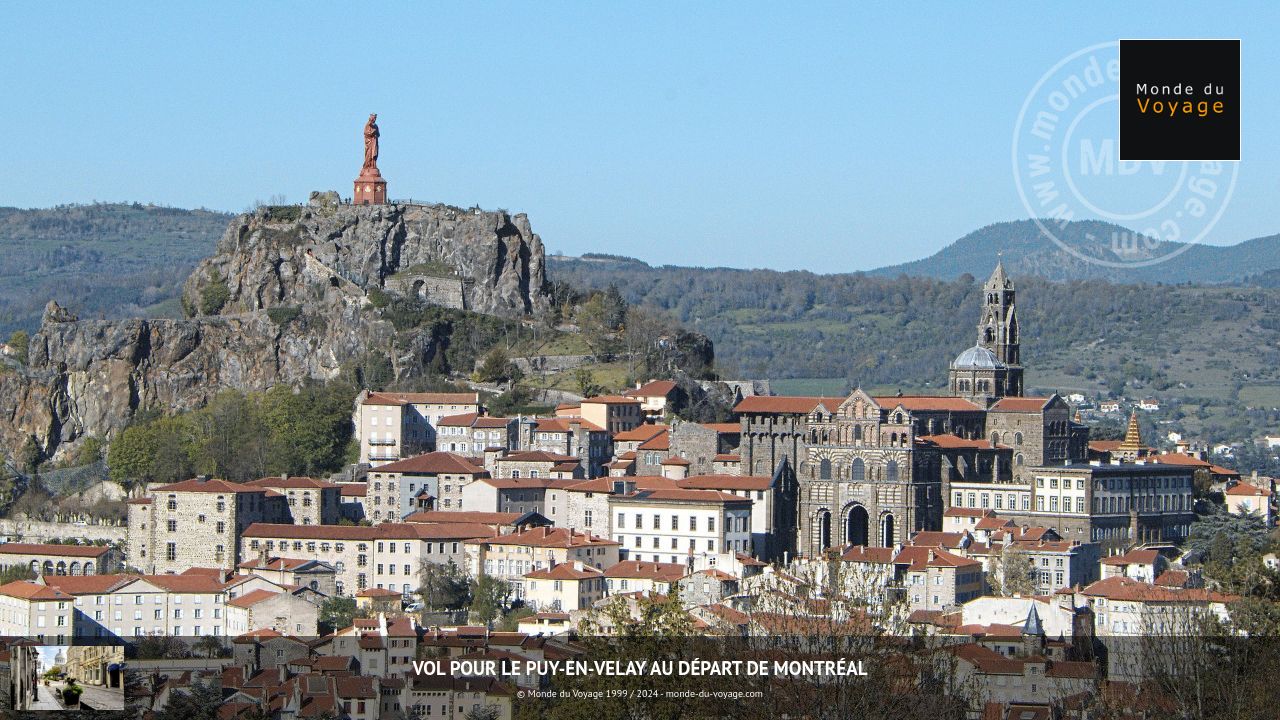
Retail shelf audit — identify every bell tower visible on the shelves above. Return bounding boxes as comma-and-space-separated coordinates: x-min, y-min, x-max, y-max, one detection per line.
977, 263, 1023, 396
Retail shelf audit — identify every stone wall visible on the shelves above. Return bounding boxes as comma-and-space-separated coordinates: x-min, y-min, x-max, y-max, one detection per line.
386, 273, 468, 311
0, 518, 126, 545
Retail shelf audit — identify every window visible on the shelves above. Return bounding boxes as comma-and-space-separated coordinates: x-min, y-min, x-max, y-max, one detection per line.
166, 543, 177, 561
167, 520, 177, 532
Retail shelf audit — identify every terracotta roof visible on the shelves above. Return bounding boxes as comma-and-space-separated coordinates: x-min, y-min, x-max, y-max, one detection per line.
1082, 575, 1236, 603
678, 474, 772, 491
246, 476, 337, 490
691, 568, 737, 581
944, 507, 993, 518
126, 497, 152, 505
153, 478, 270, 493
1150, 452, 1239, 476
1225, 483, 1271, 496
624, 380, 678, 397
237, 557, 318, 572
874, 395, 982, 412
713, 454, 741, 462
1101, 549, 1160, 566
840, 545, 896, 563
896, 545, 981, 570
500, 450, 578, 463
535, 417, 605, 433
338, 482, 367, 497
362, 391, 479, 407
0, 542, 110, 558
612, 424, 669, 442
660, 456, 691, 466
525, 562, 604, 580
989, 397, 1053, 412
1090, 440, 1125, 452
604, 560, 687, 582
734, 396, 838, 414
374, 452, 490, 476
228, 589, 282, 608
1154, 569, 1191, 587
612, 488, 753, 505
403, 510, 524, 525
916, 434, 1003, 450
469, 526, 619, 548
581, 395, 641, 405
39, 574, 137, 595
0, 580, 71, 600
637, 432, 670, 451
564, 476, 677, 493
356, 588, 400, 598
702, 423, 742, 434
334, 675, 377, 699
437, 412, 481, 427
140, 574, 230, 593
908, 531, 971, 548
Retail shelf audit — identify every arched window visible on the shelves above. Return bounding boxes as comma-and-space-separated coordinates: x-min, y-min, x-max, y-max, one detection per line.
853, 425, 863, 441
1015, 432, 1023, 445
819, 459, 832, 480
851, 458, 865, 482
42, 561, 53, 576
894, 413, 903, 424
886, 460, 899, 483
69, 562, 81, 576
1015, 453, 1024, 466
84, 561, 96, 575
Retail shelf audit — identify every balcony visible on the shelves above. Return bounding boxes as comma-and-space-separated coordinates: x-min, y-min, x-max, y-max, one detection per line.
367, 438, 398, 446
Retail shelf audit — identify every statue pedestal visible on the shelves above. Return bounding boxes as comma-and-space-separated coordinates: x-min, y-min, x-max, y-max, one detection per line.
354, 169, 387, 205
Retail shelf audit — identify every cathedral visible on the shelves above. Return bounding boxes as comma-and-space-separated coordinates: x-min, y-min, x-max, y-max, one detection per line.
736, 265, 1090, 558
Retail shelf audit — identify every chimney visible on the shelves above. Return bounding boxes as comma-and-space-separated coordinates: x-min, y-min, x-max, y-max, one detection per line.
281, 473, 289, 481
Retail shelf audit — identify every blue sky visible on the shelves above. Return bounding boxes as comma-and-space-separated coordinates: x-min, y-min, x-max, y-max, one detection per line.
1, 3, 1275, 271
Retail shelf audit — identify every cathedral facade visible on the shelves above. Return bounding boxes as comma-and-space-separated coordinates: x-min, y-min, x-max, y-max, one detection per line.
736, 265, 1090, 558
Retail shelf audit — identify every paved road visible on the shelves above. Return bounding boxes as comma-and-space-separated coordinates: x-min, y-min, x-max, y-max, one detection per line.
76, 682, 126, 710
26, 681, 66, 710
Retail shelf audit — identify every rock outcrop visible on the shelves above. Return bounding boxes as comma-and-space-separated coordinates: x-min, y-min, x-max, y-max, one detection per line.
0, 203, 551, 460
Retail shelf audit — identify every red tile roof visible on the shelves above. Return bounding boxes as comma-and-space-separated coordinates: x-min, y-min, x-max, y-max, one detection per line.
153, 478, 270, 493
374, 452, 490, 476
916, 434, 1003, 450
660, 456, 691, 466
612, 488, 753, 505
582, 395, 641, 405
469, 526, 619, 548
228, 589, 283, 608
989, 397, 1053, 412
0, 542, 110, 558
604, 560, 687, 582
362, 392, 479, 407
564, 476, 677, 493
1225, 483, 1271, 496
734, 396, 840, 414
535, 417, 605, 433
613, 424, 669, 442
355, 587, 400, 598
874, 395, 982, 412
637, 432, 671, 451
525, 562, 604, 580
403, 511, 524, 525
1082, 575, 1236, 603
39, 574, 137, 595
1101, 549, 1160, 566
624, 380, 678, 398
501, 451, 579, 463
246, 476, 337, 490
677, 474, 772, 491
0, 580, 71, 600
701, 423, 742, 434
338, 482, 367, 497
840, 545, 897, 563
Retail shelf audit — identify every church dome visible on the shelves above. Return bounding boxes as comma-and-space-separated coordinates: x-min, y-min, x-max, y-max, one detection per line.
952, 345, 1005, 369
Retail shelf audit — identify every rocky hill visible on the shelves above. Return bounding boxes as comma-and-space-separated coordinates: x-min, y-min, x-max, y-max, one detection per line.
1, 201, 551, 461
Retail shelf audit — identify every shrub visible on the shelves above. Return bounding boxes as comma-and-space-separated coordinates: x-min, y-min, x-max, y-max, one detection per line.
267, 306, 302, 326
199, 271, 231, 315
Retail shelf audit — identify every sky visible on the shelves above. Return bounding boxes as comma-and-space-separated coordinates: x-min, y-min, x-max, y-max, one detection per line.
1, 2, 1276, 272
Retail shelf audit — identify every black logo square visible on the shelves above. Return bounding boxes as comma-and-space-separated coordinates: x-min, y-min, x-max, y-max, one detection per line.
1120, 39, 1239, 161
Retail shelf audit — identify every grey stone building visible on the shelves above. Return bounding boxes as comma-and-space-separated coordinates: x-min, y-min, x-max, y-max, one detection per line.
737, 266, 1092, 558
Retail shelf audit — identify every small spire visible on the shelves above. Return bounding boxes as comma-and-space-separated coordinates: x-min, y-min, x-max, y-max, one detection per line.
1117, 410, 1143, 453
1023, 604, 1044, 637
987, 261, 1009, 289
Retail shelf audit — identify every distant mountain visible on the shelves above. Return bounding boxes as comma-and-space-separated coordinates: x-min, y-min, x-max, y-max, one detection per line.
0, 203, 231, 335
867, 219, 1280, 284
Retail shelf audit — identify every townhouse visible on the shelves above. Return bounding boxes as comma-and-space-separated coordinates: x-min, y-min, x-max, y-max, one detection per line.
368, 452, 490, 520
529, 417, 611, 477
0, 580, 73, 643
435, 413, 519, 454
244, 475, 342, 525
523, 561, 606, 612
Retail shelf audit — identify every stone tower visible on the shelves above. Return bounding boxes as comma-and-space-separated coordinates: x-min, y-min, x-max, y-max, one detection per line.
949, 263, 1025, 404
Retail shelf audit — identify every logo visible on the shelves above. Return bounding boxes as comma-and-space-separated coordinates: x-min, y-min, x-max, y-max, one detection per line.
1012, 42, 1237, 268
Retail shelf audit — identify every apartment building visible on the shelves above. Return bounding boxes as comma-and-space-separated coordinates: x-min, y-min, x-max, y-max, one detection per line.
355, 391, 482, 467
488, 451, 583, 482
609, 489, 753, 565
523, 562, 606, 612
368, 452, 489, 520
0, 581, 73, 643
529, 417, 611, 477
622, 380, 679, 421
126, 478, 289, 575
245, 475, 342, 525
241, 522, 496, 596
578, 396, 644, 435
896, 546, 985, 613
463, 527, 620, 600
436, 413, 519, 454
42, 572, 237, 639
236, 557, 339, 596
550, 476, 676, 536
677, 474, 781, 559
602, 559, 686, 596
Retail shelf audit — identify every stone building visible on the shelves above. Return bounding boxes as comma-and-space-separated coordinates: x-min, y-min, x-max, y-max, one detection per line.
245, 475, 342, 525
126, 478, 289, 575
63, 644, 124, 688
367, 452, 491, 520
355, 391, 482, 466
737, 266, 1091, 558
668, 421, 742, 476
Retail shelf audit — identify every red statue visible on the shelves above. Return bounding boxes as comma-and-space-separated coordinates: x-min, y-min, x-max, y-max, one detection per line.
362, 114, 380, 171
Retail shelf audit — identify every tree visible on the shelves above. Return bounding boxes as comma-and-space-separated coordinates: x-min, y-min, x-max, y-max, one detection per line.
469, 575, 512, 627
999, 545, 1036, 597
6, 329, 28, 363
573, 367, 603, 397
16, 435, 41, 474
193, 635, 224, 659
155, 678, 224, 720
418, 560, 470, 611
75, 436, 105, 467
320, 596, 358, 632
475, 346, 515, 384
464, 706, 502, 720
199, 270, 231, 315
